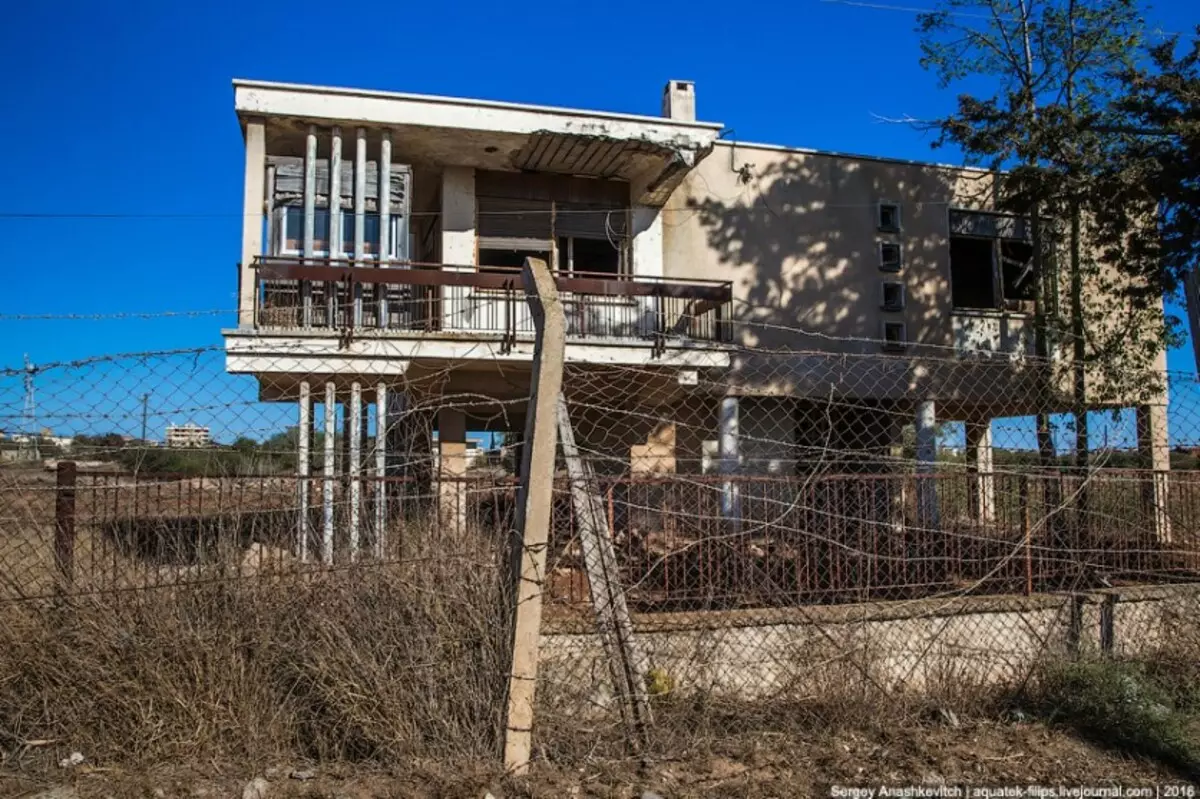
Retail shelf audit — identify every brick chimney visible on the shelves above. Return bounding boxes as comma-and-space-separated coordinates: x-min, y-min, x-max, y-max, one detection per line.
662, 80, 696, 122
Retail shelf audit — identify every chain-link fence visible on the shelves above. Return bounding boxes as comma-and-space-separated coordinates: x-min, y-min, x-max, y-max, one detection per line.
2, 311, 1200, 768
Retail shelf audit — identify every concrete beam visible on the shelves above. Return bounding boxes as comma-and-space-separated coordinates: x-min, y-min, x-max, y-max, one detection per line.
915, 400, 940, 530
238, 120, 265, 328
302, 126, 317, 328
437, 407, 468, 533
1137, 403, 1172, 545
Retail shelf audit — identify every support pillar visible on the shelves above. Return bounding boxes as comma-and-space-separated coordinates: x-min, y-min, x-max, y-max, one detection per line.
378, 130, 392, 327
297, 381, 311, 561
328, 126, 342, 326
302, 126, 317, 328
1137, 403, 1172, 545
438, 408, 468, 533
966, 416, 996, 524
718, 396, 741, 525
631, 207, 663, 337
915, 400, 940, 530
238, 120, 265, 328
353, 127, 366, 325
441, 167, 476, 332
348, 382, 362, 559
374, 382, 387, 556
323, 381, 336, 564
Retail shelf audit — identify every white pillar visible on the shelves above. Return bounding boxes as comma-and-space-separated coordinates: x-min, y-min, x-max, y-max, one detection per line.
302, 125, 317, 328
438, 408, 468, 533
966, 417, 996, 524
378, 130, 392, 328
374, 382, 388, 556
323, 381, 336, 564
297, 380, 311, 561
718, 396, 741, 523
1138, 403, 1172, 544
441, 166, 476, 332
238, 120, 265, 328
353, 127, 366, 326
349, 381, 362, 559
915, 400, 940, 529
632, 206, 663, 337
328, 127, 343, 326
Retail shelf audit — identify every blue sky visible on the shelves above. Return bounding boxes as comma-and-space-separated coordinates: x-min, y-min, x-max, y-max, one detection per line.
0, 0, 1196, 445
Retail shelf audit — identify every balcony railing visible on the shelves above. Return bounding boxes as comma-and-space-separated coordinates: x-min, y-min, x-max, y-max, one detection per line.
250, 257, 733, 350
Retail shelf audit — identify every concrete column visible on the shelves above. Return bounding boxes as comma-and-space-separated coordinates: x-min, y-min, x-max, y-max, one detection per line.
915, 400, 940, 529
353, 127, 366, 326
438, 408, 468, 533
348, 382, 362, 559
718, 396, 741, 523
302, 126, 317, 327
297, 380, 311, 561
441, 166, 476, 332
238, 120, 265, 328
322, 381, 336, 564
378, 130, 392, 327
631, 206, 663, 337
1137, 403, 1172, 544
329, 127, 343, 325
965, 417, 996, 524
374, 382, 387, 556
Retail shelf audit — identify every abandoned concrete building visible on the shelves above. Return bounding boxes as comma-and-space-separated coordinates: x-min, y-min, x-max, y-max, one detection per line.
224, 78, 1171, 557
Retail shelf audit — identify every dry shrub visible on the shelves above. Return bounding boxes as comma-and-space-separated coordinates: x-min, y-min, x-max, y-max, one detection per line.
0, 536, 511, 768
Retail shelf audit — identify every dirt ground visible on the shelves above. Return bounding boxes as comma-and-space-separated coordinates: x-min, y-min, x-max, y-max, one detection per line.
2, 718, 1192, 799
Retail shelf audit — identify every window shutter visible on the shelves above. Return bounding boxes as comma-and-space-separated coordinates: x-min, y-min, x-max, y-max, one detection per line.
476, 196, 552, 239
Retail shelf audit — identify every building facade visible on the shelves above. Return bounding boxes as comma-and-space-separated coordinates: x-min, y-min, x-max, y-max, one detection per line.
224, 78, 1172, 556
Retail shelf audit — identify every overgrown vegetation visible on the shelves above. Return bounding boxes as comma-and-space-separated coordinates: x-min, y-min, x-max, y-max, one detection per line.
0, 544, 510, 767
1026, 657, 1200, 781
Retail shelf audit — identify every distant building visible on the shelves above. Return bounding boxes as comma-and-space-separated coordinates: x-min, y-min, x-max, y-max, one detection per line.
165, 423, 211, 448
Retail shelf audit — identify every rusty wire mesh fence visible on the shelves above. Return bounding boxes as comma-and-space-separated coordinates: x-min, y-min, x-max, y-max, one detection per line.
2, 318, 1200, 767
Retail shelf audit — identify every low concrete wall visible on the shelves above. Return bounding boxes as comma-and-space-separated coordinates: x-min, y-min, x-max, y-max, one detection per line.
540, 584, 1200, 707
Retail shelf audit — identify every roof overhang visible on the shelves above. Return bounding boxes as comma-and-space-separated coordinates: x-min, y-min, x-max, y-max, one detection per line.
234, 79, 723, 206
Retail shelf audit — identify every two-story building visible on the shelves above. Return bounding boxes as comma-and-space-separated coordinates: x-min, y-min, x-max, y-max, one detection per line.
224, 78, 1171, 560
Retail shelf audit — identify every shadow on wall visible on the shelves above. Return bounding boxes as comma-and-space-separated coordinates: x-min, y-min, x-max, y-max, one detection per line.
679, 150, 1049, 413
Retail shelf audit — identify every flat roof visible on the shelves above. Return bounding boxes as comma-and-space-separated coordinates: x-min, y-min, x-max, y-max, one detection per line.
232, 79, 725, 132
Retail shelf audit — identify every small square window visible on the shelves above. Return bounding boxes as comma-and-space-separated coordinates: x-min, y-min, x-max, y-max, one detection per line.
878, 202, 901, 233
881, 281, 905, 312
880, 242, 902, 272
882, 321, 907, 351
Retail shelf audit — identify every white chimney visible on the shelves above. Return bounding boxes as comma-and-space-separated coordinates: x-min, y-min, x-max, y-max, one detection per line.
662, 80, 696, 122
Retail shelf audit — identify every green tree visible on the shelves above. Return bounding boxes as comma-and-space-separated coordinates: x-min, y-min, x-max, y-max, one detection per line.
917, 0, 1171, 485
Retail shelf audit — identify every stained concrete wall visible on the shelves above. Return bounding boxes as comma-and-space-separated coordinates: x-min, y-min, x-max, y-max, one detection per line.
540, 583, 1200, 709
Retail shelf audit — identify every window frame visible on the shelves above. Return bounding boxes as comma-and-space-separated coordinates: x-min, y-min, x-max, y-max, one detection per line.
274, 205, 406, 261
881, 320, 907, 351
879, 241, 903, 272
880, 281, 906, 312
877, 201, 901, 233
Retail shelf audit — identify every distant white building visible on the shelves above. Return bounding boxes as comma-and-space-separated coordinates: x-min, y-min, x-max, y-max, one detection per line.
165, 423, 211, 448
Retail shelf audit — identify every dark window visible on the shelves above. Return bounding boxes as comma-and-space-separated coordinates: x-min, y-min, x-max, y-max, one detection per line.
478, 246, 550, 275
882, 321, 907, 350
562, 236, 621, 276
880, 242, 902, 272
881, 282, 905, 311
1000, 241, 1036, 302
878, 203, 900, 233
949, 236, 997, 309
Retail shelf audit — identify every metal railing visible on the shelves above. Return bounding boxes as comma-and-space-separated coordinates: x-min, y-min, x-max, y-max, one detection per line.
250, 257, 733, 349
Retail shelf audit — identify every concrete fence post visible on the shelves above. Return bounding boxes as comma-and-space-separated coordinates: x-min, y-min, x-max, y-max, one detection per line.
54, 460, 77, 595
503, 257, 565, 776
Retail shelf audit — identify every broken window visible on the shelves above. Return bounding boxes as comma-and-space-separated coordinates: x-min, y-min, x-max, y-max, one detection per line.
278, 206, 398, 258
477, 245, 551, 275
881, 281, 905, 311
882, 321, 907, 350
880, 242, 902, 272
950, 236, 998, 310
559, 236, 622, 276
1000, 241, 1036, 305
878, 202, 901, 233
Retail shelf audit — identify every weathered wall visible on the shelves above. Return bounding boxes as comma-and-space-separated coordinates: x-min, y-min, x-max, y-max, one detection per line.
540, 584, 1200, 707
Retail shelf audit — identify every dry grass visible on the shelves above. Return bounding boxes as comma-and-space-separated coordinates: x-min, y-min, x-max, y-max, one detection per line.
0, 533, 511, 769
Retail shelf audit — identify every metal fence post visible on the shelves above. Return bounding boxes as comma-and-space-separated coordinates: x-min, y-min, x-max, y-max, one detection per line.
54, 460, 77, 595
503, 257, 565, 776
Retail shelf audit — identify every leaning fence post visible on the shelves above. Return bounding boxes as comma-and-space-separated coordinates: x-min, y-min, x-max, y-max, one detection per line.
503, 257, 565, 776
54, 460, 78, 595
